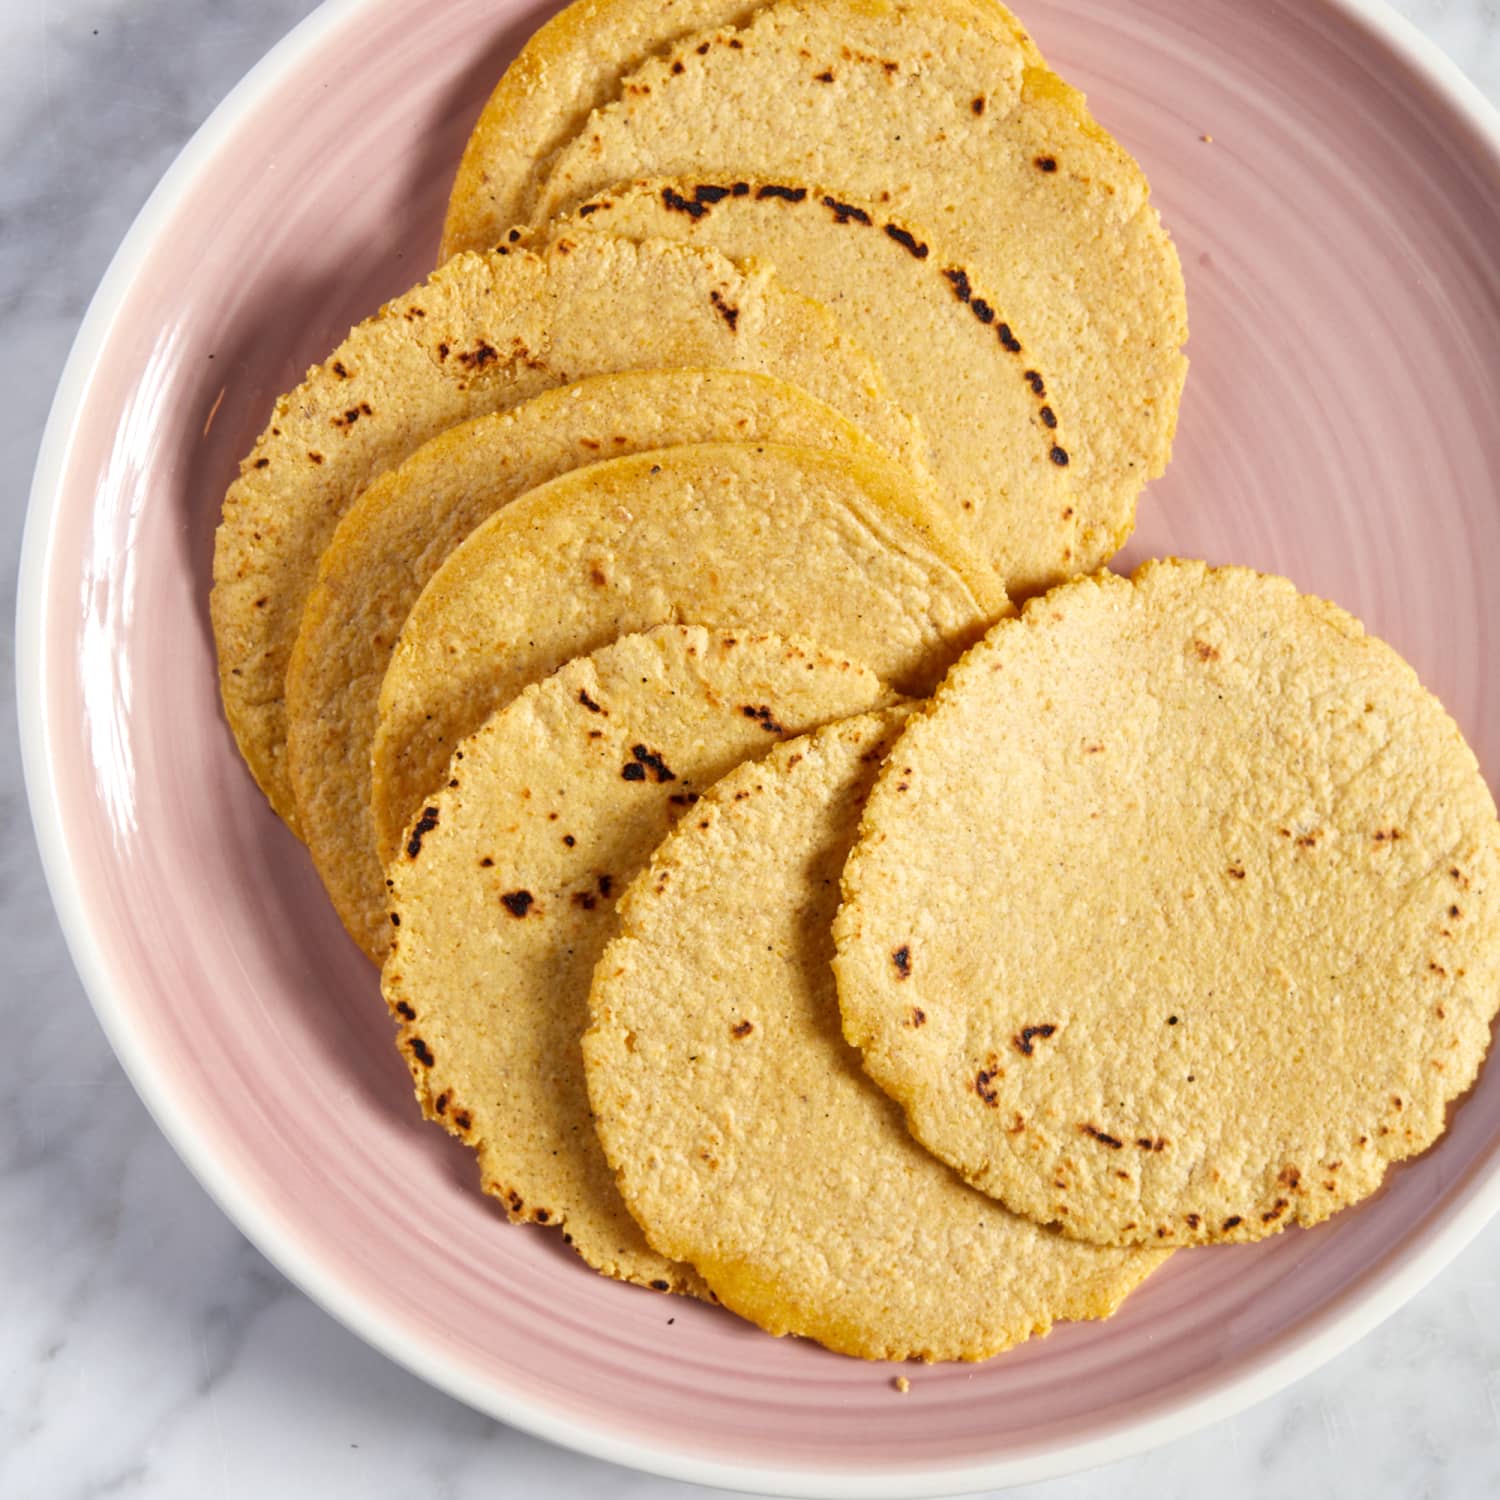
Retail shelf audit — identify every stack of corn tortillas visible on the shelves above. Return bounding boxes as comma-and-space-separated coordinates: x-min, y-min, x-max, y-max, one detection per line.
208, 0, 1500, 1366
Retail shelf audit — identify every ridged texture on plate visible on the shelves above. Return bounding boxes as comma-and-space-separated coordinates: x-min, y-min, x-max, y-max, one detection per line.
585, 708, 1166, 1359
382, 625, 892, 1294
546, 179, 1076, 589
369, 440, 1007, 867
835, 562, 1500, 1246
48, 0, 1500, 1475
530, 0, 1187, 596
286, 368, 879, 960
211, 233, 924, 827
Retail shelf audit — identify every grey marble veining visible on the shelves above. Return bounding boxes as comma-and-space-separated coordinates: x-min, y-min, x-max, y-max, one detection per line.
3, 2, 1499, 1497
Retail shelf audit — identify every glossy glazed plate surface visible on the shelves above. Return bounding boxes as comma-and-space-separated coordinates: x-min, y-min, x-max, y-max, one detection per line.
18, 0, 1500, 1493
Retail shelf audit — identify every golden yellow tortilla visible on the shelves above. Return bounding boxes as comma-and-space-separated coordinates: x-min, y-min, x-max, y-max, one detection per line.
585, 709, 1166, 1359
546, 180, 1076, 591
529, 0, 1187, 597
438, 0, 1046, 260
212, 234, 924, 826
369, 440, 1007, 869
286, 368, 879, 959
382, 625, 893, 1294
835, 561, 1500, 1246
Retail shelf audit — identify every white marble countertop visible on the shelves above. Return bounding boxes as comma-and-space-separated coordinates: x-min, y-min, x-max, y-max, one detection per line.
4, 1, 1500, 1496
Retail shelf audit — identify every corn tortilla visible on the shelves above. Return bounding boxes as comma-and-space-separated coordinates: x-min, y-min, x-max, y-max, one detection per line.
438, 0, 1045, 260
532, 0, 1187, 597
834, 562, 1500, 1247
370, 441, 1006, 868
211, 234, 924, 826
584, 709, 1166, 1359
548, 179, 1074, 586
383, 625, 892, 1294
286, 368, 880, 960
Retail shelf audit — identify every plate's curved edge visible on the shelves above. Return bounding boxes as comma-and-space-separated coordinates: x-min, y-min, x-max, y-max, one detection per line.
14, 0, 1500, 1495
1327, 0, 1500, 141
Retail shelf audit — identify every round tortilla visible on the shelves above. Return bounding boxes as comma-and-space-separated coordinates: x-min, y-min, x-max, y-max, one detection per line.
584, 709, 1165, 1360
547, 179, 1075, 587
530, 0, 1187, 597
286, 368, 879, 960
438, 0, 1045, 260
382, 625, 894, 1294
834, 561, 1500, 1247
211, 234, 924, 827
370, 440, 1006, 869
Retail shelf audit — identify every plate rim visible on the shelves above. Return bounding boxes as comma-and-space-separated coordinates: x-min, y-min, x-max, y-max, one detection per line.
16, 0, 1500, 1493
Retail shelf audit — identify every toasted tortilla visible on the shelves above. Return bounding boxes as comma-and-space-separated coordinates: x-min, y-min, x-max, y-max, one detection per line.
438, 0, 1045, 260
287, 368, 879, 960
212, 234, 924, 826
370, 441, 1006, 867
529, 0, 1186, 596
834, 561, 1500, 1247
584, 709, 1165, 1360
547, 179, 1076, 589
382, 625, 892, 1294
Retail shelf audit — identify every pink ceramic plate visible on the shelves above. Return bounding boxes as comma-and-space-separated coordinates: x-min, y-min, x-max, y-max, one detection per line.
17, 0, 1500, 1493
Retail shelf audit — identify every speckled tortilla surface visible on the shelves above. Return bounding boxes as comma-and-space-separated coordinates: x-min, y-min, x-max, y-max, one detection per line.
369, 440, 1007, 869
211, 234, 923, 827
382, 626, 893, 1294
530, 0, 1187, 597
546, 179, 1076, 588
285, 368, 878, 960
584, 709, 1166, 1360
834, 561, 1500, 1247
439, 0, 1047, 259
